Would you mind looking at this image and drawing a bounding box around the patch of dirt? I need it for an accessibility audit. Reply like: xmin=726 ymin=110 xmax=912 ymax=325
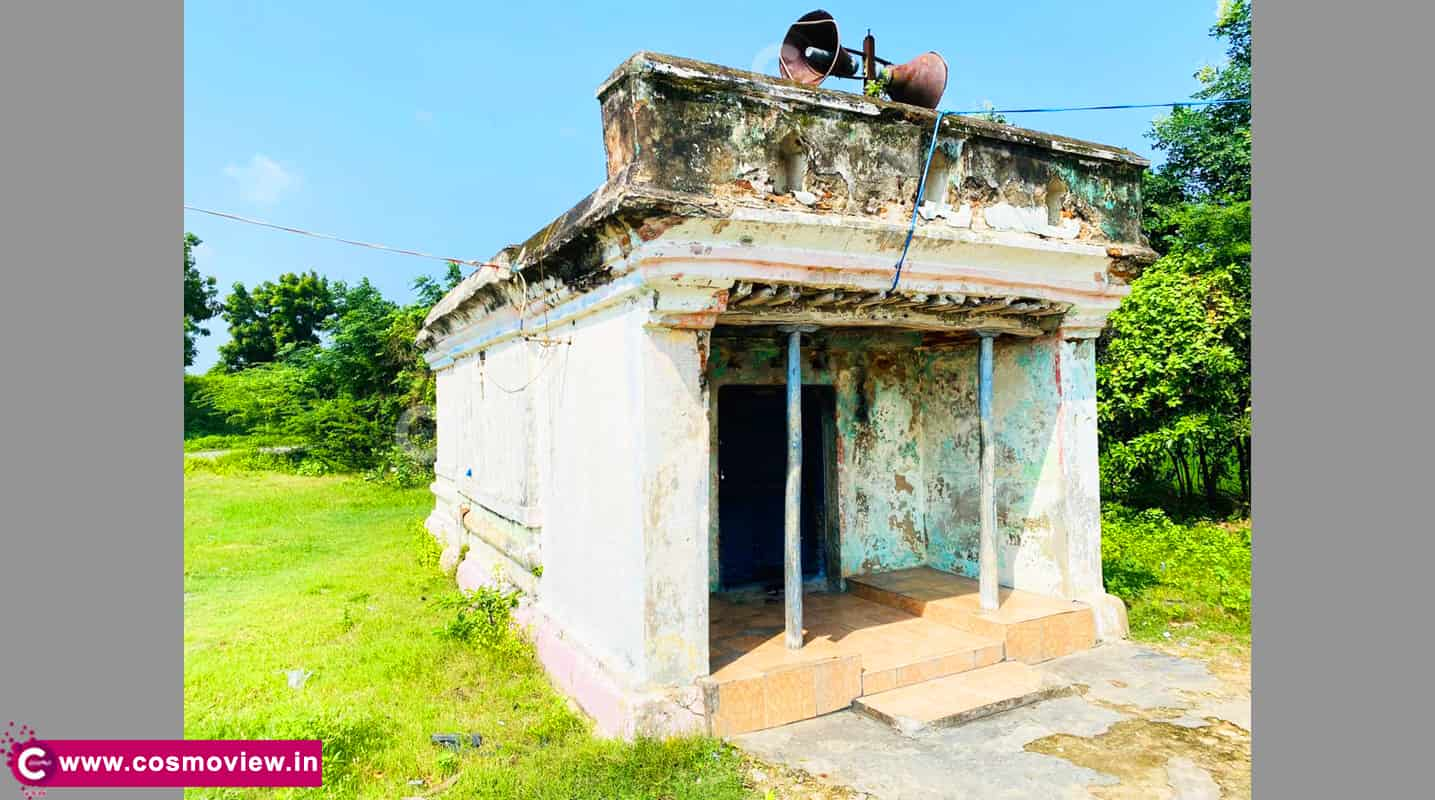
xmin=1150 ymin=635 xmax=1251 ymax=696
xmin=1071 ymin=685 xmax=1193 ymax=722
xmin=1030 ymin=639 xmax=1252 ymax=799
xmin=1025 ymin=717 xmax=1250 ymax=799
xmin=741 ymin=755 xmax=870 ymax=800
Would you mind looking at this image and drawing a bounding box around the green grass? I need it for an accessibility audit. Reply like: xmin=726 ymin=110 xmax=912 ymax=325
xmin=185 ymin=472 xmax=747 ymax=799
xmin=1101 ymin=505 xmax=1251 ymax=646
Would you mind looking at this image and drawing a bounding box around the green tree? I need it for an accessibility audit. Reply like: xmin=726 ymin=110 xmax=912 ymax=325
xmin=1099 ymin=203 xmax=1250 ymax=507
xmin=183 ymin=233 xmax=220 ymax=367
xmin=1143 ymin=0 xmax=1251 ymax=239
xmin=314 ymin=278 xmax=402 ymax=400
xmin=192 ymin=262 xmax=465 ymax=480
xmin=218 ymin=271 xmax=336 ymax=370
xmin=392 ymin=262 xmax=465 ymax=406
xmin=412 ymin=261 xmax=464 ymax=307
xmin=1098 ymin=0 xmax=1252 ymax=512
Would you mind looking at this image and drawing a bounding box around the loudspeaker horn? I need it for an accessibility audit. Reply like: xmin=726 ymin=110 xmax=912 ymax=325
xmin=779 ymin=9 xmax=858 ymax=85
xmin=884 ymin=52 xmax=949 ymax=110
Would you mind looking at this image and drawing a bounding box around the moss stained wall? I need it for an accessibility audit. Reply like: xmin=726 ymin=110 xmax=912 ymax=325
xmin=598 ymin=54 xmax=1147 ymax=245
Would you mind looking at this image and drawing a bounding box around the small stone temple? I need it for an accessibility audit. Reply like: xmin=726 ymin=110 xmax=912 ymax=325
xmin=418 ymin=52 xmax=1156 ymax=738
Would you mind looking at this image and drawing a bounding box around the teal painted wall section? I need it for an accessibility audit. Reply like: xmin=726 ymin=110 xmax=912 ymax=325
xmin=916 ymin=345 xmax=980 ymax=578
xmin=921 ymin=337 xmax=1066 ymax=594
xmin=833 ymin=345 xmax=929 ymax=578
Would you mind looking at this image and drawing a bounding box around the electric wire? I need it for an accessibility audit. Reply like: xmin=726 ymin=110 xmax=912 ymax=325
xmin=182 ymin=205 xmax=509 ymax=275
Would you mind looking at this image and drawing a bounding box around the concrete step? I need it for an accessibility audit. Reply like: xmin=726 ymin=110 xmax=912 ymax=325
xmin=705 ymin=591 xmax=1006 ymax=736
xmin=848 ymin=567 xmax=1096 ymax=663
xmin=852 ymin=661 xmax=1072 ymax=735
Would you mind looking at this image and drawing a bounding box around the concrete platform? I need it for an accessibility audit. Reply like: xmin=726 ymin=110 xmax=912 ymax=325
xmin=733 ymin=642 xmax=1251 ymax=800
xmin=848 ymin=566 xmax=1096 ymax=663
xmin=704 ymin=590 xmax=1003 ymax=736
xmin=853 ymin=661 xmax=1073 ymax=734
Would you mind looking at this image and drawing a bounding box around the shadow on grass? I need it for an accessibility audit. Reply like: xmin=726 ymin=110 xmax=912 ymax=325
xmin=1101 ymin=558 xmax=1162 ymax=605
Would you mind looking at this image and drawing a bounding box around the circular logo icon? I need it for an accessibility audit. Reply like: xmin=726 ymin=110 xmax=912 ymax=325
xmin=395 ymin=403 xmax=437 ymax=466
xmin=12 ymin=741 xmax=56 ymax=785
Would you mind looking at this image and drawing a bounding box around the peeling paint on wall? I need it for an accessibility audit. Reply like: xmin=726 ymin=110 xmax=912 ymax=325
xmin=707 ymin=329 xmax=1095 ymax=598
xmin=922 ymin=335 xmax=1072 ymax=595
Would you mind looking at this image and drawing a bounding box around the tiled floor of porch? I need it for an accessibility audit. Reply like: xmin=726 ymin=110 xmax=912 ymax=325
xmin=703 ymin=567 xmax=1097 ymax=736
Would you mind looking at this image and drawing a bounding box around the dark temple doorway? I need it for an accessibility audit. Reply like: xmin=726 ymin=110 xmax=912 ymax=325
xmin=717 ymin=384 xmax=835 ymax=590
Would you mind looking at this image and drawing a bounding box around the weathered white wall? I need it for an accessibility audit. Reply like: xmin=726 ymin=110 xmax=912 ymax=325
xmin=434 ymin=342 xmax=541 ymax=525
xmin=635 ymin=323 xmax=711 ymax=685
xmin=923 ymin=337 xmax=1065 ymax=594
xmin=531 ymin=300 xmax=647 ymax=680
xmin=1055 ymin=337 xmax=1104 ymax=600
xmin=430 ymin=291 xmax=713 ymax=691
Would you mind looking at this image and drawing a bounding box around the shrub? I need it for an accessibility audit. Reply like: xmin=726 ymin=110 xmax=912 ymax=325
xmin=364 ymin=444 xmax=434 ymax=489
xmin=434 ymin=585 xmax=526 ymax=658
xmin=199 ymin=360 xmax=317 ymax=434
xmin=285 ymin=397 xmax=388 ymax=471
xmin=182 ymin=432 xmax=299 ymax=452
xmin=412 ymin=522 xmax=444 ymax=569
xmin=184 ymin=374 xmax=242 ymax=438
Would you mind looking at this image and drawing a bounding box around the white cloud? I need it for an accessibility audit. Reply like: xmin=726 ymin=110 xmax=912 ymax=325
xmin=223 ymin=154 xmax=298 ymax=205
xmin=749 ymin=41 xmax=782 ymax=76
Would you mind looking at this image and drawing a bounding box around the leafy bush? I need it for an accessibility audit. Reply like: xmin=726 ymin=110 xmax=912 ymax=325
xmin=364 ymin=444 xmax=434 ymax=489
xmin=434 ymin=585 xmax=526 ymax=658
xmin=198 ymin=359 xmax=318 ymax=434
xmin=1102 ymin=504 xmax=1250 ymax=640
xmin=285 ymin=397 xmax=388 ymax=471
xmin=182 ymin=432 xmax=299 ymax=452
xmin=412 ymin=522 xmax=444 ymax=569
xmin=184 ymin=374 xmax=242 ymax=438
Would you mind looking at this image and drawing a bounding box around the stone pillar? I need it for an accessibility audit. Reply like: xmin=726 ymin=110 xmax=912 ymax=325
xmin=978 ymin=332 xmax=999 ymax=611
xmin=1056 ymin=330 xmax=1128 ymax=640
xmin=781 ymin=327 xmax=805 ymax=650
xmin=637 ymin=288 xmax=725 ymax=685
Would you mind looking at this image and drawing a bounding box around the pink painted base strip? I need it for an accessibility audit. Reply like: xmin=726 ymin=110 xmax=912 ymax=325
xmin=7 ymin=740 xmax=323 ymax=788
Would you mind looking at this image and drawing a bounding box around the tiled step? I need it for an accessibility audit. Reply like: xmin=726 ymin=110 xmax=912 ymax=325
xmin=704 ymin=591 xmax=1004 ymax=736
xmin=701 ymin=653 xmax=864 ymax=737
xmin=852 ymin=661 xmax=1073 ymax=735
xmin=848 ymin=567 xmax=1096 ymax=663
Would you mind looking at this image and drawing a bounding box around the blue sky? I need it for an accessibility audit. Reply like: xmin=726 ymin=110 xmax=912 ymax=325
xmin=184 ymin=1 xmax=1228 ymax=372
